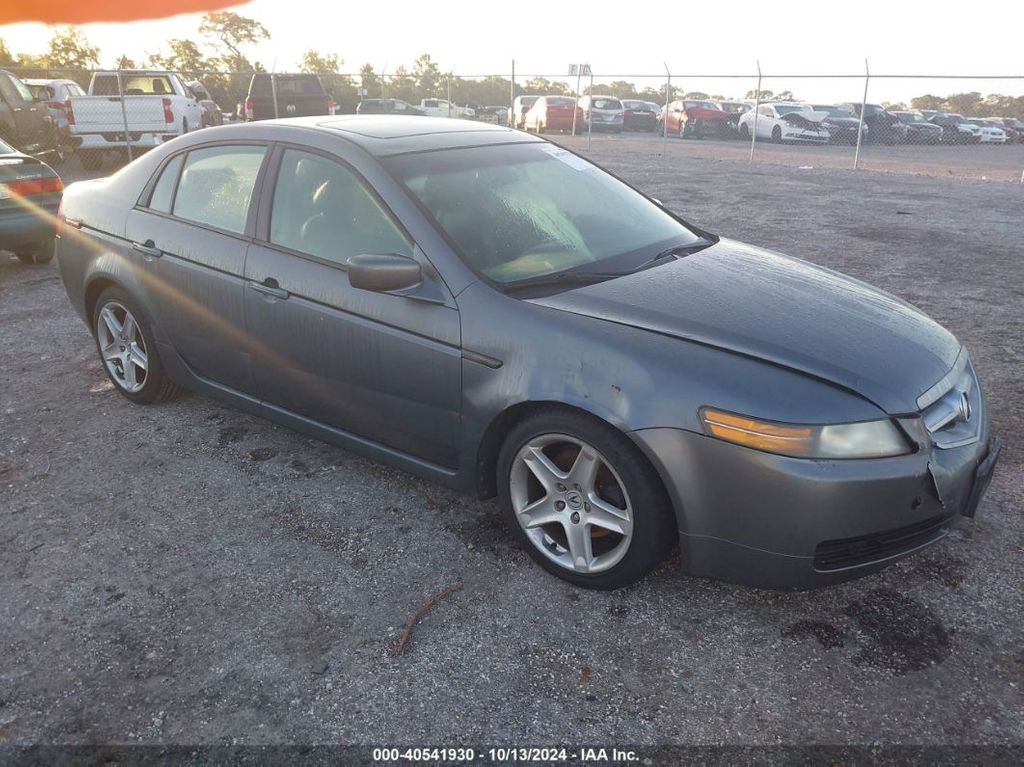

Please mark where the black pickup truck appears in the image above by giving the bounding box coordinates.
[240,73,334,121]
[0,69,61,161]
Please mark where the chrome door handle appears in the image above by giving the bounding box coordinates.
[132,240,161,258]
[248,279,290,300]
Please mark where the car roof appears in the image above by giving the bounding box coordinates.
[227,115,543,157]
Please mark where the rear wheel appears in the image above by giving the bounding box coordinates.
[92,287,180,405]
[15,239,54,265]
[498,409,676,590]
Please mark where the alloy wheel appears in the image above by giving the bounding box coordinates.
[509,433,634,574]
[96,300,148,393]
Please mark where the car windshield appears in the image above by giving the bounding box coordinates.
[546,97,575,107]
[591,98,622,110]
[684,101,718,110]
[895,113,924,123]
[775,105,806,115]
[385,143,704,286]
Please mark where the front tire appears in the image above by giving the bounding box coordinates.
[497,408,676,590]
[772,125,783,143]
[92,287,180,405]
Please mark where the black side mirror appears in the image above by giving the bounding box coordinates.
[346,253,421,293]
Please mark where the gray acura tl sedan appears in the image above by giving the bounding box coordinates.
[54,116,1001,590]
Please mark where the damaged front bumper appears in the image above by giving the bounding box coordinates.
[631,417,999,591]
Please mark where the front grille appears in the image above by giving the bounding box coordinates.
[814,514,950,571]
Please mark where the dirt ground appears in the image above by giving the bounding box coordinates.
[1,145,1022,747]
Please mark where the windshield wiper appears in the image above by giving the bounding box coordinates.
[629,238,714,273]
[503,269,623,293]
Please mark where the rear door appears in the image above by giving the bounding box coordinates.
[243,145,462,467]
[125,142,270,394]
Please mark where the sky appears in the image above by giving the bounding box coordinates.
[2,0,1023,103]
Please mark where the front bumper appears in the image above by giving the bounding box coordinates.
[631,422,999,590]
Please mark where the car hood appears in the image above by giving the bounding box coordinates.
[781,111,829,128]
[530,239,960,414]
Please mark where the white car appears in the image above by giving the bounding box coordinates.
[419,98,474,119]
[965,118,1009,144]
[737,103,829,144]
[577,95,624,133]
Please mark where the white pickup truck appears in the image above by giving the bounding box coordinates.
[419,98,475,119]
[67,70,202,169]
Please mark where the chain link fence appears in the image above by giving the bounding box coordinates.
[5,65,1023,182]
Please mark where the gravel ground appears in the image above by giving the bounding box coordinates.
[1,147,1022,747]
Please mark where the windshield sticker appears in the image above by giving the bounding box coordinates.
[540,145,594,172]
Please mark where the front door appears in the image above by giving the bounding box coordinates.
[243,147,462,467]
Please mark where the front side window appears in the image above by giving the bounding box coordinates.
[269,149,413,265]
[172,146,266,234]
[386,143,703,285]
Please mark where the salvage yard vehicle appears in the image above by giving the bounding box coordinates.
[890,111,943,144]
[23,77,85,162]
[67,70,202,170]
[55,116,1000,590]
[355,98,426,116]
[509,95,539,129]
[989,117,1024,142]
[185,80,223,127]
[0,136,62,264]
[713,100,750,137]
[420,98,474,119]
[658,100,731,139]
[964,118,1008,144]
[0,69,64,162]
[841,102,907,144]
[523,96,581,133]
[799,104,866,145]
[620,100,658,132]
[242,73,334,122]
[928,113,982,144]
[576,95,624,133]
[737,103,829,144]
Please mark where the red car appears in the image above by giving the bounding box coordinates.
[523,96,582,133]
[658,99,731,138]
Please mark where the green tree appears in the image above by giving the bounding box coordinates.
[910,94,945,111]
[387,66,416,102]
[745,88,773,100]
[114,54,137,69]
[944,92,983,116]
[199,11,269,71]
[0,38,16,67]
[46,27,99,70]
[412,53,443,98]
[523,76,570,96]
[360,64,382,98]
[149,39,211,76]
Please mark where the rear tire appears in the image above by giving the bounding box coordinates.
[497,408,677,590]
[15,239,54,265]
[92,286,180,405]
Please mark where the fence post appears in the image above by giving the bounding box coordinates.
[587,69,594,151]
[509,60,515,127]
[749,59,761,163]
[116,68,133,163]
[447,73,452,117]
[853,58,870,170]
[270,71,280,119]
[662,62,670,157]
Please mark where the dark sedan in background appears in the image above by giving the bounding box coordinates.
[54,116,999,590]
[621,100,658,131]
[0,136,62,264]
[891,111,943,144]
[801,104,866,145]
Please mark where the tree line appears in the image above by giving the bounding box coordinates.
[2,14,1022,120]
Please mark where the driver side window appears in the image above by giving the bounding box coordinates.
[269,149,413,265]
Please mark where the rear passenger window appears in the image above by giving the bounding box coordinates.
[173,146,266,234]
[269,149,413,265]
[147,153,184,213]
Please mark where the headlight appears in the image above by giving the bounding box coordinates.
[699,408,911,459]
